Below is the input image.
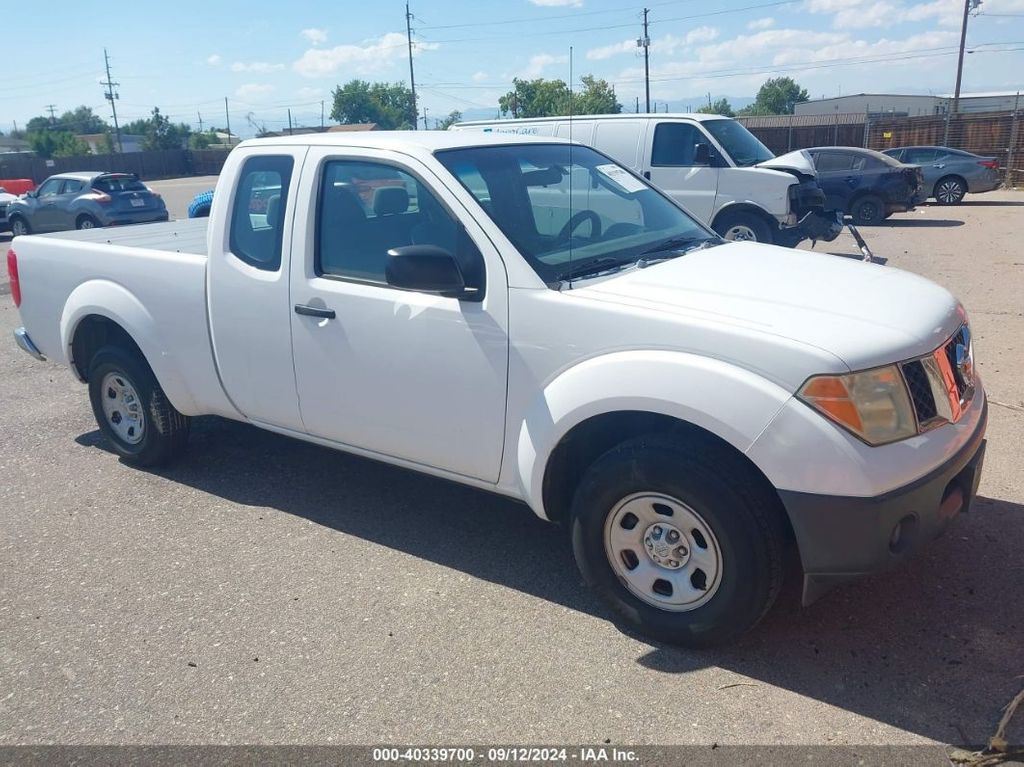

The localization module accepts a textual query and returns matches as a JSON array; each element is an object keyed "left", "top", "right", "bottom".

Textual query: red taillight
[
  {"left": 978, "top": 160, "right": 999, "bottom": 169},
  {"left": 7, "top": 249, "right": 21, "bottom": 307},
  {"left": 90, "top": 188, "right": 112, "bottom": 203}
]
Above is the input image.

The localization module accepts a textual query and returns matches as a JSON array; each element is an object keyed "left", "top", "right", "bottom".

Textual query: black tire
[
  {"left": 712, "top": 211, "right": 774, "bottom": 244},
  {"left": 850, "top": 194, "right": 885, "bottom": 226},
  {"left": 570, "top": 434, "right": 787, "bottom": 647},
  {"left": 87, "top": 345, "right": 190, "bottom": 466},
  {"left": 933, "top": 175, "right": 966, "bottom": 205},
  {"left": 9, "top": 216, "right": 30, "bottom": 237},
  {"left": 76, "top": 214, "right": 99, "bottom": 230}
]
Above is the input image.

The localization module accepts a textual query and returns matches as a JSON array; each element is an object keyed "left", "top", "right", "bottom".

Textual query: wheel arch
[
  {"left": 711, "top": 202, "right": 778, "bottom": 232},
  {"left": 61, "top": 280, "right": 200, "bottom": 414},
  {"left": 514, "top": 350, "right": 796, "bottom": 523}
]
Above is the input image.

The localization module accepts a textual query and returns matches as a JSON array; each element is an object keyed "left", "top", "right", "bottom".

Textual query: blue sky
[{"left": 4, "top": 0, "right": 1023, "bottom": 135}]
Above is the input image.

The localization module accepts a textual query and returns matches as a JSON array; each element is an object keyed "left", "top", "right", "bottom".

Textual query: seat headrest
[
  {"left": 373, "top": 186, "right": 409, "bottom": 216},
  {"left": 265, "top": 194, "right": 282, "bottom": 228}
]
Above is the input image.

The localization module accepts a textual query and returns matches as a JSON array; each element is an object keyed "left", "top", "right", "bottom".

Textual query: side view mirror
[
  {"left": 385, "top": 245, "right": 471, "bottom": 299},
  {"left": 694, "top": 143, "right": 712, "bottom": 166},
  {"left": 24, "top": 190, "right": 38, "bottom": 199}
]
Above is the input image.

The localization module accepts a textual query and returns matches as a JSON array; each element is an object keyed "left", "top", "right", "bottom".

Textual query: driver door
[
  {"left": 31, "top": 178, "right": 64, "bottom": 232},
  {"left": 644, "top": 121, "right": 720, "bottom": 223}
]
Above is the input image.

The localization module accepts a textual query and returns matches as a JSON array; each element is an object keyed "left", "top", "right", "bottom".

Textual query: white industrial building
[{"left": 795, "top": 91, "right": 1022, "bottom": 117}]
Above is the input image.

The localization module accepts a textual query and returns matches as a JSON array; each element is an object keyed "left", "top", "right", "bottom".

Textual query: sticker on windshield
[{"left": 595, "top": 164, "right": 647, "bottom": 194}]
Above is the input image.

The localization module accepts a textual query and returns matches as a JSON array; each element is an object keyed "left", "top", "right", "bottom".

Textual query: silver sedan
[{"left": 882, "top": 146, "right": 1002, "bottom": 205}]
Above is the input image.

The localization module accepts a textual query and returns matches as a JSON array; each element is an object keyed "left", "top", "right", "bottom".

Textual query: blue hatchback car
[{"left": 6, "top": 171, "right": 169, "bottom": 236}]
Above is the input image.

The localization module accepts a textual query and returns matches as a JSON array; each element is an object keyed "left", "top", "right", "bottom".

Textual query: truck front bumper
[
  {"left": 14, "top": 327, "right": 46, "bottom": 361},
  {"left": 779, "top": 399, "right": 987, "bottom": 605}
]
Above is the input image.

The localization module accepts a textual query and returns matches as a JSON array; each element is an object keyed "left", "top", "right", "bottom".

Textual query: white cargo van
[{"left": 452, "top": 113, "right": 840, "bottom": 247}]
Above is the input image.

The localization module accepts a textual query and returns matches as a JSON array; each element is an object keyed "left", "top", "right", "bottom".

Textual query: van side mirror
[
  {"left": 694, "top": 143, "right": 712, "bottom": 166},
  {"left": 385, "top": 245, "right": 471, "bottom": 299}
]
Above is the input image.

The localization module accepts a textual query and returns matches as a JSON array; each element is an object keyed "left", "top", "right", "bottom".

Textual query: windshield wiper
[
  {"left": 554, "top": 257, "right": 630, "bottom": 284},
  {"left": 637, "top": 235, "right": 720, "bottom": 258}
]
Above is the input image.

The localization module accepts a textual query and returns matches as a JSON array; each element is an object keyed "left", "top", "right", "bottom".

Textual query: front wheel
[
  {"left": 10, "top": 216, "right": 30, "bottom": 237},
  {"left": 712, "top": 211, "right": 774, "bottom": 245},
  {"left": 87, "top": 345, "right": 190, "bottom": 466},
  {"left": 570, "top": 434, "right": 787, "bottom": 647}
]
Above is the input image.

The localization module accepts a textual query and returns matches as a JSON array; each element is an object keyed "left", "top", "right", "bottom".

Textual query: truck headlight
[{"left": 798, "top": 365, "right": 917, "bottom": 446}]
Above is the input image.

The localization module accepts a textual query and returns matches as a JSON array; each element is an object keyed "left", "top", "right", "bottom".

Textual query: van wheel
[
  {"left": 713, "top": 211, "right": 773, "bottom": 244},
  {"left": 570, "top": 434, "right": 786, "bottom": 647},
  {"left": 87, "top": 345, "right": 190, "bottom": 466}
]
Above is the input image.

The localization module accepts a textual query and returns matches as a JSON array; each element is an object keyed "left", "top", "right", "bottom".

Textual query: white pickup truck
[{"left": 8, "top": 132, "right": 987, "bottom": 647}]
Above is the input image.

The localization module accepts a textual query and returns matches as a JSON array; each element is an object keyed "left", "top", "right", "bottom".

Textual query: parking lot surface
[{"left": 1, "top": 189, "right": 1021, "bottom": 747}]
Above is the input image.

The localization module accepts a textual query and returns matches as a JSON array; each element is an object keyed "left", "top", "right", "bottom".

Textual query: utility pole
[
  {"left": 288, "top": 108, "right": 293, "bottom": 135},
  {"left": 952, "top": 0, "right": 981, "bottom": 114},
  {"left": 102, "top": 49, "right": 122, "bottom": 153},
  {"left": 197, "top": 111, "right": 204, "bottom": 133},
  {"left": 637, "top": 8, "right": 651, "bottom": 113},
  {"left": 635, "top": 95, "right": 640, "bottom": 113},
  {"left": 422, "top": 107, "right": 429, "bottom": 130},
  {"left": 45, "top": 104, "right": 57, "bottom": 125},
  {"left": 224, "top": 97, "right": 232, "bottom": 144},
  {"left": 406, "top": 2, "right": 418, "bottom": 129}
]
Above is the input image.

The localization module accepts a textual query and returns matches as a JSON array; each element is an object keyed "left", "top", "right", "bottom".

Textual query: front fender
[
  {"left": 514, "top": 350, "right": 794, "bottom": 519},
  {"left": 59, "top": 280, "right": 200, "bottom": 414}
]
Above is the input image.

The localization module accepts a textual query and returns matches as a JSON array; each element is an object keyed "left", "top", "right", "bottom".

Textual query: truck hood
[
  {"left": 574, "top": 242, "right": 963, "bottom": 372},
  {"left": 756, "top": 150, "right": 817, "bottom": 178}
]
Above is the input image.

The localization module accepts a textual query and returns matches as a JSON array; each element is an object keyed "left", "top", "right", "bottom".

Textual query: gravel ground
[{"left": 0, "top": 189, "right": 1021, "bottom": 751}]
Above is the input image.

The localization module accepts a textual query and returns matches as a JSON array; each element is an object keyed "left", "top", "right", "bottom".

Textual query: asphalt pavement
[{"left": 1, "top": 189, "right": 1021, "bottom": 751}]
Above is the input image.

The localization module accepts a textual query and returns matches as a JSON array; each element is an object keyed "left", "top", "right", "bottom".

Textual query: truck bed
[{"left": 36, "top": 218, "right": 208, "bottom": 256}]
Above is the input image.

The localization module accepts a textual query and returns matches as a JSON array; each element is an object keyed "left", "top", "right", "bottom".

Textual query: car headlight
[{"left": 798, "top": 365, "right": 917, "bottom": 446}]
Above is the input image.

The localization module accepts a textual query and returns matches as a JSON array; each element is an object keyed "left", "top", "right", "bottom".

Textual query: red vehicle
[{"left": 0, "top": 179, "right": 35, "bottom": 196}]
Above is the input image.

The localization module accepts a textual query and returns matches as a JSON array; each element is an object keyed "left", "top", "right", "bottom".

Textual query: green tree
[
  {"left": 573, "top": 75, "right": 622, "bottom": 115},
  {"left": 330, "top": 80, "right": 417, "bottom": 129},
  {"left": 434, "top": 110, "right": 462, "bottom": 130},
  {"left": 740, "top": 77, "right": 809, "bottom": 115},
  {"left": 138, "top": 108, "right": 191, "bottom": 150},
  {"left": 26, "top": 130, "right": 90, "bottom": 159},
  {"left": 697, "top": 97, "right": 736, "bottom": 118},
  {"left": 99, "top": 133, "right": 116, "bottom": 154},
  {"left": 57, "top": 106, "right": 108, "bottom": 134},
  {"left": 499, "top": 76, "right": 621, "bottom": 118}
]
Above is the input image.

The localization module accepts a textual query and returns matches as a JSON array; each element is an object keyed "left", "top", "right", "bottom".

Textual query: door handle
[{"left": 294, "top": 304, "right": 336, "bottom": 319}]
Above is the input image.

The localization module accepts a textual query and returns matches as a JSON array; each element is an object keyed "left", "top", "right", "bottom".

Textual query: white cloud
[
  {"left": 301, "top": 27, "right": 328, "bottom": 45},
  {"left": 206, "top": 54, "right": 221, "bottom": 66},
  {"left": 586, "top": 40, "right": 635, "bottom": 61},
  {"left": 293, "top": 32, "right": 438, "bottom": 78},
  {"left": 747, "top": 17, "right": 776, "bottom": 30},
  {"left": 587, "top": 27, "right": 718, "bottom": 61},
  {"left": 472, "top": 71, "right": 489, "bottom": 82},
  {"left": 231, "top": 61, "right": 285, "bottom": 73},
  {"left": 804, "top": 0, "right": 967, "bottom": 28},
  {"left": 235, "top": 83, "right": 275, "bottom": 100},
  {"left": 528, "top": 0, "right": 583, "bottom": 6},
  {"left": 297, "top": 86, "right": 323, "bottom": 99},
  {"left": 519, "top": 53, "right": 569, "bottom": 78},
  {"left": 684, "top": 26, "right": 720, "bottom": 44}
]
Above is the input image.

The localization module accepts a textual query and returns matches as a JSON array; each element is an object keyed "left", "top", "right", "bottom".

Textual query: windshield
[
  {"left": 435, "top": 143, "right": 716, "bottom": 285},
  {"left": 703, "top": 119, "right": 774, "bottom": 167}
]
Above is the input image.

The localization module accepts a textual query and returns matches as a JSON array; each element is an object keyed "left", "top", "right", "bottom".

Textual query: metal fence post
[
  {"left": 788, "top": 113, "right": 793, "bottom": 152},
  {"left": 863, "top": 108, "right": 870, "bottom": 148},
  {"left": 1006, "top": 92, "right": 1020, "bottom": 189},
  {"left": 942, "top": 109, "right": 951, "bottom": 146}
]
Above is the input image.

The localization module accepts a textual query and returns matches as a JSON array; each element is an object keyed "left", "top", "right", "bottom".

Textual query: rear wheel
[
  {"left": 76, "top": 214, "right": 99, "bottom": 230},
  {"left": 713, "top": 211, "right": 774, "bottom": 245},
  {"left": 850, "top": 194, "right": 885, "bottom": 225},
  {"left": 570, "top": 434, "right": 787, "bottom": 647},
  {"left": 10, "top": 216, "right": 29, "bottom": 237},
  {"left": 87, "top": 345, "right": 190, "bottom": 466},
  {"left": 933, "top": 176, "right": 966, "bottom": 205}
]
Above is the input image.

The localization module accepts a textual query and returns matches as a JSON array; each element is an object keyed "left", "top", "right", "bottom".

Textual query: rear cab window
[{"left": 229, "top": 155, "right": 294, "bottom": 271}]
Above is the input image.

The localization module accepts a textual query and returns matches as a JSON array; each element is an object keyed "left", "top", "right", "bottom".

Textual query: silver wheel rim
[
  {"left": 100, "top": 372, "right": 145, "bottom": 445},
  {"left": 723, "top": 224, "right": 757, "bottom": 242},
  {"left": 603, "top": 492, "right": 723, "bottom": 611},
  {"left": 937, "top": 180, "right": 962, "bottom": 204},
  {"left": 80, "top": 218, "right": 95, "bottom": 229}
]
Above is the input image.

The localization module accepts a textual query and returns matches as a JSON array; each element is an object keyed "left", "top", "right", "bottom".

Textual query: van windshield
[
  {"left": 703, "top": 119, "right": 774, "bottom": 167},
  {"left": 436, "top": 143, "right": 717, "bottom": 285}
]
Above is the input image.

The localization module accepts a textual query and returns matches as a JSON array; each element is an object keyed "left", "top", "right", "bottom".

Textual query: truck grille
[{"left": 899, "top": 324, "right": 974, "bottom": 431}]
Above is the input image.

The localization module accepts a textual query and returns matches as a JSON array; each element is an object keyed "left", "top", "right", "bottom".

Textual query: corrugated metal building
[{"left": 795, "top": 91, "right": 1022, "bottom": 117}]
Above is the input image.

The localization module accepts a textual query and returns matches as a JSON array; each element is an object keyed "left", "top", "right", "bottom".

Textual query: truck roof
[
  {"left": 454, "top": 112, "right": 724, "bottom": 127},
  {"left": 238, "top": 130, "right": 569, "bottom": 154}
]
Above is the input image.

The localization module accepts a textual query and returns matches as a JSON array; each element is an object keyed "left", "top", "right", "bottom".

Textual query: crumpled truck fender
[
  {"left": 513, "top": 350, "right": 796, "bottom": 520},
  {"left": 59, "top": 280, "right": 201, "bottom": 416}
]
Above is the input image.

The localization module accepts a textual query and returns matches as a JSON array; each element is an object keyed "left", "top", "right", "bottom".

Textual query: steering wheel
[{"left": 557, "top": 210, "right": 602, "bottom": 242}]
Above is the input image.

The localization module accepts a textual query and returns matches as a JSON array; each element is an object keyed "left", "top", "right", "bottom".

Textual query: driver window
[{"left": 37, "top": 179, "right": 62, "bottom": 198}]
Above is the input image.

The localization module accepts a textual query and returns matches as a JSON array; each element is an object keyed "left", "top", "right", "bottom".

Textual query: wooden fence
[{"left": 0, "top": 148, "right": 232, "bottom": 184}]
